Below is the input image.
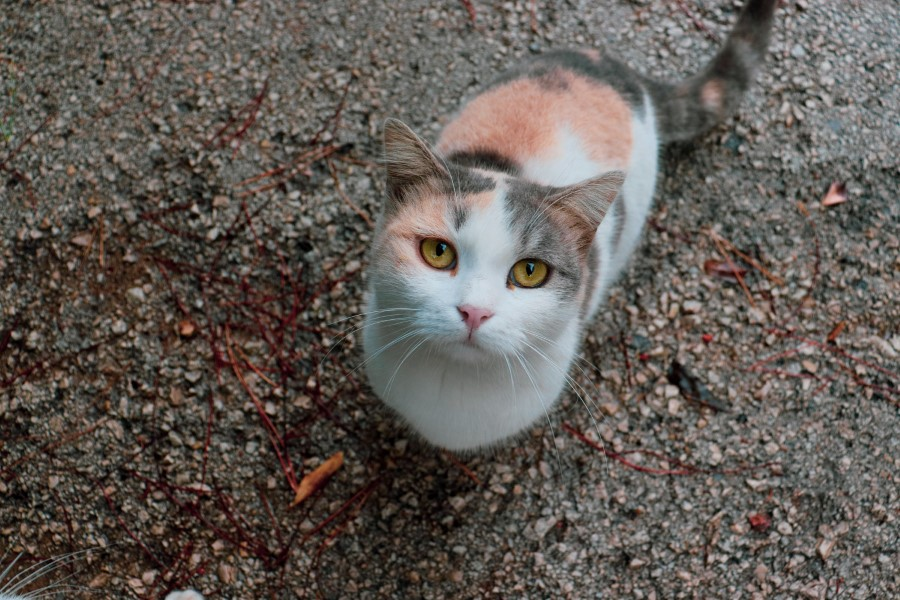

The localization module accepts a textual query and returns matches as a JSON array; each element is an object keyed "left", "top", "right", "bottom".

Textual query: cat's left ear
[
  {"left": 382, "top": 118, "right": 449, "bottom": 208},
  {"left": 549, "top": 171, "right": 625, "bottom": 254}
]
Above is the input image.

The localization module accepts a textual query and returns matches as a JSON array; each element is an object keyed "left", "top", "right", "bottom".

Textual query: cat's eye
[
  {"left": 510, "top": 259, "right": 549, "bottom": 288},
  {"left": 420, "top": 238, "right": 457, "bottom": 270}
]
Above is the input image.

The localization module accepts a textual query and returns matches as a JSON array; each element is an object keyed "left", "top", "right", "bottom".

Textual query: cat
[{"left": 362, "top": 0, "right": 777, "bottom": 451}]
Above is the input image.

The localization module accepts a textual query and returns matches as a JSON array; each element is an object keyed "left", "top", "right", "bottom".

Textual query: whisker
[
  {"left": 520, "top": 328, "right": 612, "bottom": 475},
  {"left": 347, "top": 328, "right": 427, "bottom": 378},
  {"left": 0, "top": 552, "right": 25, "bottom": 593},
  {"left": 318, "top": 315, "right": 415, "bottom": 365},
  {"left": 512, "top": 350, "right": 562, "bottom": 470},
  {"left": 323, "top": 307, "right": 418, "bottom": 327},
  {"left": 1, "top": 549, "right": 88, "bottom": 596},
  {"left": 520, "top": 339, "right": 610, "bottom": 475},
  {"left": 383, "top": 337, "right": 429, "bottom": 398}
]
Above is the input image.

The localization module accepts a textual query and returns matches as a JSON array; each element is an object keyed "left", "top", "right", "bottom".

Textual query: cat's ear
[
  {"left": 383, "top": 118, "right": 449, "bottom": 206},
  {"left": 549, "top": 171, "right": 625, "bottom": 253}
]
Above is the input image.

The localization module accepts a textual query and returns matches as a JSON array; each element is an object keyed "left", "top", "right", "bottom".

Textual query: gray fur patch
[
  {"left": 581, "top": 243, "right": 600, "bottom": 318},
  {"left": 504, "top": 179, "right": 583, "bottom": 297},
  {"left": 439, "top": 165, "right": 496, "bottom": 230},
  {"left": 490, "top": 50, "right": 646, "bottom": 114},
  {"left": 643, "top": 0, "right": 777, "bottom": 141},
  {"left": 610, "top": 195, "right": 626, "bottom": 253}
]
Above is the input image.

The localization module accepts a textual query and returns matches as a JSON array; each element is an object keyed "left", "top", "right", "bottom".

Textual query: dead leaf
[
  {"left": 667, "top": 360, "right": 731, "bottom": 412},
  {"left": 748, "top": 513, "right": 772, "bottom": 532},
  {"left": 703, "top": 259, "right": 748, "bottom": 281},
  {"left": 177, "top": 320, "right": 197, "bottom": 338},
  {"left": 821, "top": 181, "right": 847, "bottom": 207},
  {"left": 291, "top": 451, "right": 344, "bottom": 507},
  {"left": 827, "top": 321, "right": 846, "bottom": 344}
]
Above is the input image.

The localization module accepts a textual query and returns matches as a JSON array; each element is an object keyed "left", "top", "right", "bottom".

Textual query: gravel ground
[{"left": 1, "top": 1, "right": 897, "bottom": 598}]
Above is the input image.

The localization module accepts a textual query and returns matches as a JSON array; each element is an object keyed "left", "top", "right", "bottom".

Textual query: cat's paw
[{"left": 165, "top": 591, "right": 204, "bottom": 600}]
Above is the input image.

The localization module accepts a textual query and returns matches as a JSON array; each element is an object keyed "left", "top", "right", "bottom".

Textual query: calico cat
[{"left": 363, "top": 0, "right": 777, "bottom": 451}]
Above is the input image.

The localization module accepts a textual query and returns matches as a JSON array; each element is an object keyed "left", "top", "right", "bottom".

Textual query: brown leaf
[
  {"left": 177, "top": 320, "right": 197, "bottom": 338},
  {"left": 827, "top": 321, "right": 846, "bottom": 344},
  {"left": 703, "top": 259, "right": 748, "bottom": 281},
  {"left": 291, "top": 451, "right": 344, "bottom": 507},
  {"left": 748, "top": 513, "right": 772, "bottom": 532},
  {"left": 667, "top": 360, "right": 731, "bottom": 413},
  {"left": 821, "top": 181, "right": 847, "bottom": 207}
]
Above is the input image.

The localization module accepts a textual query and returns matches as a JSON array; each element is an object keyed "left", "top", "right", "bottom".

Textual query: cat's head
[{"left": 368, "top": 119, "right": 623, "bottom": 361}]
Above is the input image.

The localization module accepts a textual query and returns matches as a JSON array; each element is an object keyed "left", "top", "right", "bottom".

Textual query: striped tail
[{"left": 645, "top": 0, "right": 778, "bottom": 143}]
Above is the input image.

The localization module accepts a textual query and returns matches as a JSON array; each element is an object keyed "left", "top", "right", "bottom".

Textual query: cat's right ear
[{"left": 382, "top": 118, "right": 449, "bottom": 207}]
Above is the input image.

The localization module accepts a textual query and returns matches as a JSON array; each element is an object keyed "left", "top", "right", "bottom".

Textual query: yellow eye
[
  {"left": 420, "top": 238, "right": 457, "bottom": 270},
  {"left": 510, "top": 259, "right": 549, "bottom": 288}
]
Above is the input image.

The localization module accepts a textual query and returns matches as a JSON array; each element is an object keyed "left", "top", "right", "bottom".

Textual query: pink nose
[{"left": 458, "top": 304, "right": 494, "bottom": 334}]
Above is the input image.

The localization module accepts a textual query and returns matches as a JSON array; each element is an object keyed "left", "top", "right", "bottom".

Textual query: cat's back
[{"left": 435, "top": 50, "right": 649, "bottom": 187}]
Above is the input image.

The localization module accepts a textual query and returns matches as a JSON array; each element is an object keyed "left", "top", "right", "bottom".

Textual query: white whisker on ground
[{"left": 0, "top": 548, "right": 92, "bottom": 600}]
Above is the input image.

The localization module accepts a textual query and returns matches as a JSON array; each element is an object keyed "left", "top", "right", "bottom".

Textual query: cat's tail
[{"left": 645, "top": 0, "right": 777, "bottom": 143}]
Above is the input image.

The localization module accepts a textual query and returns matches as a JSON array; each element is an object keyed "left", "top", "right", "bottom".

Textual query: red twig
[
  {"left": 460, "top": 0, "right": 477, "bottom": 25},
  {"left": 673, "top": 0, "right": 720, "bottom": 43},
  {"left": 224, "top": 325, "right": 298, "bottom": 491},
  {"left": 0, "top": 113, "right": 53, "bottom": 170},
  {"left": 204, "top": 79, "right": 269, "bottom": 156},
  {"left": 442, "top": 451, "right": 483, "bottom": 486},
  {"left": 564, "top": 423, "right": 777, "bottom": 476}
]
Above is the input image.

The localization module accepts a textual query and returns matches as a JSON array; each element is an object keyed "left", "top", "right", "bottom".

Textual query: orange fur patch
[
  {"left": 464, "top": 190, "right": 496, "bottom": 211},
  {"left": 436, "top": 69, "right": 633, "bottom": 170},
  {"left": 376, "top": 189, "right": 452, "bottom": 271}
]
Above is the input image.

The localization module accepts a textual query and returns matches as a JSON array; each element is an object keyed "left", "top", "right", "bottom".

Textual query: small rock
[
  {"left": 127, "top": 287, "right": 146, "bottom": 302},
  {"left": 777, "top": 522, "right": 793, "bottom": 536},
  {"left": 112, "top": 320, "right": 128, "bottom": 334},
  {"left": 667, "top": 397, "right": 682, "bottom": 415},
  {"left": 218, "top": 563, "right": 236, "bottom": 584},
  {"left": 708, "top": 444, "right": 723, "bottom": 466},
  {"left": 600, "top": 401, "right": 619, "bottom": 416},
  {"left": 746, "top": 478, "right": 768, "bottom": 492},
  {"left": 817, "top": 538, "right": 836, "bottom": 560},
  {"left": 71, "top": 233, "right": 92, "bottom": 247},
  {"left": 534, "top": 516, "right": 558, "bottom": 539},
  {"left": 682, "top": 300, "right": 702, "bottom": 314},
  {"left": 449, "top": 496, "right": 467, "bottom": 511}
]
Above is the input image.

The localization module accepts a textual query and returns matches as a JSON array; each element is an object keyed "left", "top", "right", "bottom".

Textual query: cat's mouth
[{"left": 444, "top": 333, "right": 499, "bottom": 361}]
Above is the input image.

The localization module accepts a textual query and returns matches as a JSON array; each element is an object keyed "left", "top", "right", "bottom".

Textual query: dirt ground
[{"left": 1, "top": 1, "right": 897, "bottom": 598}]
